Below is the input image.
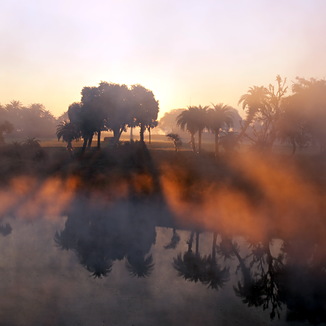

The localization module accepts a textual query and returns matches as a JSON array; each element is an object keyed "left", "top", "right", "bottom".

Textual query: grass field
[{"left": 39, "top": 133, "right": 321, "bottom": 156}]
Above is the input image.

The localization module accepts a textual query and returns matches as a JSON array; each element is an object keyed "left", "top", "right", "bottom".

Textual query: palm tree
[
  {"left": 166, "top": 133, "right": 182, "bottom": 152},
  {"left": 68, "top": 102, "right": 92, "bottom": 153},
  {"left": 194, "top": 105, "right": 209, "bottom": 153},
  {"left": 176, "top": 107, "right": 198, "bottom": 152},
  {"left": 56, "top": 121, "right": 80, "bottom": 151},
  {"left": 207, "top": 104, "right": 233, "bottom": 156},
  {"left": 238, "top": 86, "right": 269, "bottom": 139},
  {"left": 177, "top": 106, "right": 209, "bottom": 153}
]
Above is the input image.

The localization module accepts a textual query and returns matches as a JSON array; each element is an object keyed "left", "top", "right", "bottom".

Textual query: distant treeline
[
  {"left": 161, "top": 76, "right": 326, "bottom": 155},
  {"left": 2, "top": 76, "right": 326, "bottom": 156},
  {"left": 0, "top": 101, "right": 64, "bottom": 140}
]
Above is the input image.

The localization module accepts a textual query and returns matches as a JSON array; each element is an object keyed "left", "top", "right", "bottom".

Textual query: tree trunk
[
  {"left": 212, "top": 232, "right": 217, "bottom": 261},
  {"left": 198, "top": 130, "right": 202, "bottom": 153},
  {"left": 130, "top": 126, "right": 133, "bottom": 141},
  {"left": 148, "top": 128, "right": 151, "bottom": 144},
  {"left": 97, "top": 130, "right": 101, "bottom": 149},
  {"left": 190, "top": 133, "right": 196, "bottom": 152},
  {"left": 113, "top": 128, "right": 120, "bottom": 145},
  {"left": 187, "top": 231, "right": 195, "bottom": 252},
  {"left": 214, "top": 130, "right": 219, "bottom": 156},
  {"left": 81, "top": 137, "right": 87, "bottom": 154},
  {"left": 195, "top": 231, "right": 199, "bottom": 255},
  {"left": 87, "top": 134, "right": 93, "bottom": 148},
  {"left": 140, "top": 124, "right": 145, "bottom": 142}
]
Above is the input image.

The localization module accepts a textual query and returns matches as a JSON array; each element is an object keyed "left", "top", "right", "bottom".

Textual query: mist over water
[{"left": 0, "top": 141, "right": 325, "bottom": 325}]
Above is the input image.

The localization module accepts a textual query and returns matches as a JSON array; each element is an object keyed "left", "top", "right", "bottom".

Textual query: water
[
  {"left": 0, "top": 145, "right": 325, "bottom": 325},
  {"left": 0, "top": 199, "right": 323, "bottom": 326}
]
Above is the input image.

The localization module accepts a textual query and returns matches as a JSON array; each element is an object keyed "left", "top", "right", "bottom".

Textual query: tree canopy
[{"left": 64, "top": 82, "right": 159, "bottom": 151}]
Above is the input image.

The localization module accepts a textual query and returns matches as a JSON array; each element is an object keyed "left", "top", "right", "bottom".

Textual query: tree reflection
[
  {"left": 173, "top": 231, "right": 206, "bottom": 283},
  {"left": 164, "top": 228, "right": 180, "bottom": 249},
  {"left": 171, "top": 228, "right": 326, "bottom": 324},
  {"left": 126, "top": 253, "right": 154, "bottom": 278},
  {"left": 232, "top": 239, "right": 283, "bottom": 319},
  {"left": 201, "top": 233, "right": 230, "bottom": 290},
  {"left": 173, "top": 231, "right": 229, "bottom": 290},
  {"left": 232, "top": 235, "right": 326, "bottom": 324},
  {"left": 55, "top": 195, "right": 157, "bottom": 278}
]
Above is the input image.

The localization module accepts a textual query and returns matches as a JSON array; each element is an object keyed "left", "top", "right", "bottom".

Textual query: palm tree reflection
[
  {"left": 202, "top": 233, "right": 230, "bottom": 290},
  {"left": 55, "top": 194, "right": 157, "bottom": 278},
  {"left": 173, "top": 231, "right": 229, "bottom": 290},
  {"left": 231, "top": 236, "right": 326, "bottom": 323},
  {"left": 126, "top": 253, "right": 154, "bottom": 278}
]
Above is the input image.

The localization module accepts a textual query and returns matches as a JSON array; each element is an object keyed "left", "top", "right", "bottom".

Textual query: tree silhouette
[
  {"left": 285, "top": 77, "right": 326, "bottom": 153},
  {"left": 238, "top": 86, "right": 269, "bottom": 135},
  {"left": 194, "top": 105, "right": 209, "bottom": 153},
  {"left": 238, "top": 76, "right": 288, "bottom": 150},
  {"left": 68, "top": 102, "right": 93, "bottom": 153},
  {"left": 131, "top": 84, "right": 159, "bottom": 143},
  {"left": 56, "top": 121, "right": 80, "bottom": 151},
  {"left": 207, "top": 104, "right": 234, "bottom": 156},
  {"left": 98, "top": 82, "right": 133, "bottom": 145},
  {"left": 276, "top": 97, "right": 309, "bottom": 154},
  {"left": 176, "top": 107, "right": 199, "bottom": 152},
  {"left": 81, "top": 86, "right": 106, "bottom": 149},
  {"left": 0, "top": 101, "right": 57, "bottom": 139},
  {"left": 65, "top": 82, "right": 159, "bottom": 148},
  {"left": 166, "top": 133, "right": 182, "bottom": 152}
]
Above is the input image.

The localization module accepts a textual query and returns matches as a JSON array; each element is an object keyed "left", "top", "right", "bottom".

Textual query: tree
[
  {"left": 131, "top": 84, "right": 159, "bottom": 142},
  {"left": 0, "top": 120, "right": 14, "bottom": 144},
  {"left": 285, "top": 77, "right": 326, "bottom": 153},
  {"left": 176, "top": 107, "right": 199, "bottom": 152},
  {"left": 98, "top": 82, "right": 133, "bottom": 145},
  {"left": 0, "top": 101, "right": 57, "bottom": 139},
  {"left": 276, "top": 97, "right": 309, "bottom": 154},
  {"left": 176, "top": 105, "right": 209, "bottom": 153},
  {"left": 238, "top": 86, "right": 269, "bottom": 136},
  {"left": 207, "top": 103, "right": 234, "bottom": 156},
  {"left": 158, "top": 108, "right": 187, "bottom": 136},
  {"left": 68, "top": 102, "right": 93, "bottom": 153},
  {"left": 166, "top": 133, "right": 182, "bottom": 152},
  {"left": 238, "top": 76, "right": 287, "bottom": 150},
  {"left": 194, "top": 105, "right": 209, "bottom": 153},
  {"left": 56, "top": 121, "right": 80, "bottom": 151},
  {"left": 81, "top": 86, "right": 106, "bottom": 149}
]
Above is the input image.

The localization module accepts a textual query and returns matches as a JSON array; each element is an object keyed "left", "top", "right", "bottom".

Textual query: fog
[
  {"left": 0, "top": 139, "right": 325, "bottom": 325},
  {"left": 0, "top": 77, "right": 326, "bottom": 325}
]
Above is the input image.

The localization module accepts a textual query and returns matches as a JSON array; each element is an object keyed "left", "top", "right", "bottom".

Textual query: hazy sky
[{"left": 1, "top": 0, "right": 326, "bottom": 118}]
